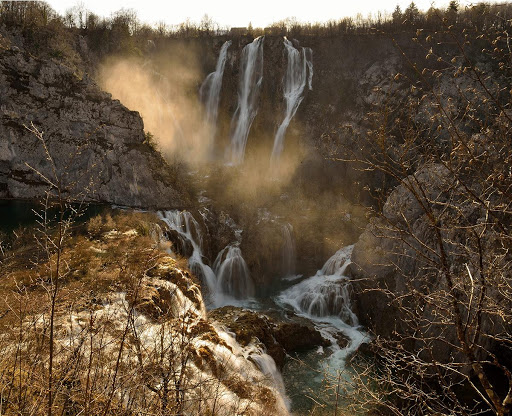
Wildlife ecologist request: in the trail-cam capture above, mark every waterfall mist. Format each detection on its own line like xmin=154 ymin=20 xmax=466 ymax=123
xmin=98 ymin=45 xmax=212 ymax=165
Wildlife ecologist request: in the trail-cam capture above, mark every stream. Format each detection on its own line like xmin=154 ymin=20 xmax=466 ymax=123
xmin=158 ymin=207 xmax=368 ymax=414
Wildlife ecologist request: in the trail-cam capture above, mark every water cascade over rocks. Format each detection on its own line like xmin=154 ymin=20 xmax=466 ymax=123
xmin=213 ymin=244 xmax=254 ymax=300
xmin=159 ymin=210 xmax=255 ymax=306
xmin=277 ymin=245 xmax=367 ymax=368
xmin=199 ymin=40 xmax=232 ymax=153
xmin=158 ymin=211 xmax=217 ymax=295
xmin=271 ymin=38 xmax=313 ymax=163
xmin=228 ymin=36 xmax=264 ymax=164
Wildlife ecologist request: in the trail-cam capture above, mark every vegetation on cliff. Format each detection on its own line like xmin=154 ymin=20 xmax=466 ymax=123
xmin=334 ymin=19 xmax=512 ymax=416
xmin=0 ymin=209 xmax=287 ymax=415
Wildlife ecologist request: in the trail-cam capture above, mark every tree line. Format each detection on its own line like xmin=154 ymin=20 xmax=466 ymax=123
xmin=1 ymin=1 xmax=512 ymax=56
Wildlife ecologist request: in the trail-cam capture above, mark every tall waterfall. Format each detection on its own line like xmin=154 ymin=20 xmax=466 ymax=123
xmin=199 ymin=40 xmax=232 ymax=153
xmin=281 ymin=223 xmax=296 ymax=277
xmin=159 ymin=211 xmax=254 ymax=306
xmin=271 ymin=38 xmax=313 ymax=163
xmin=228 ymin=36 xmax=264 ymax=164
xmin=277 ymin=245 xmax=367 ymax=368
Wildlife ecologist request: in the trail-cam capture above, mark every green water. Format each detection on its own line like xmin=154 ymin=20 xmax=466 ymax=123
xmin=0 ymin=199 xmax=109 ymax=234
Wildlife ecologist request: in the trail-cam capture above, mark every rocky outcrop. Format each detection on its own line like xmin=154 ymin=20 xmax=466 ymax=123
xmin=349 ymin=163 xmax=510 ymax=364
xmin=0 ymin=35 xmax=190 ymax=208
xmin=209 ymin=306 xmax=330 ymax=369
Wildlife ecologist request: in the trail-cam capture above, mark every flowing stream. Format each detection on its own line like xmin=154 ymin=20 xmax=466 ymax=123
xmin=158 ymin=208 xmax=367 ymax=413
xmin=271 ymin=38 xmax=313 ymax=163
xmin=228 ymin=36 xmax=264 ymax=164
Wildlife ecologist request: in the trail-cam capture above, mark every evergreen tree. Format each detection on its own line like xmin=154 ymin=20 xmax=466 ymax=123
xmin=404 ymin=2 xmax=420 ymax=24
xmin=392 ymin=5 xmax=403 ymax=25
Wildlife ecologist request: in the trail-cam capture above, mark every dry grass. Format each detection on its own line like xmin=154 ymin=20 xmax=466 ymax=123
xmin=0 ymin=211 xmax=167 ymax=330
xmin=0 ymin=211 xmax=285 ymax=416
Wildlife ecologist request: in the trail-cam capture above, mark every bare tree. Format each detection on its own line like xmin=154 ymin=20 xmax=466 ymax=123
xmin=329 ymin=17 xmax=512 ymax=416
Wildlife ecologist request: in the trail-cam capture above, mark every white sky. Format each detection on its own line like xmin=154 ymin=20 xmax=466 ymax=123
xmin=45 ymin=0 xmax=478 ymax=29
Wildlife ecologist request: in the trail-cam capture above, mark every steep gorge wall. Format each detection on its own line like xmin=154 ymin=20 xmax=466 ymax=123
xmin=203 ymin=34 xmax=419 ymax=196
xmin=0 ymin=32 xmax=191 ymax=209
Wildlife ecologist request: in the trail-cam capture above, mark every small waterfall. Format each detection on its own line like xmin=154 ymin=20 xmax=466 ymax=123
xmin=228 ymin=36 xmax=264 ymax=164
xmin=281 ymin=223 xmax=296 ymax=277
xmin=271 ymin=38 xmax=313 ymax=163
xmin=199 ymin=40 xmax=232 ymax=152
xmin=277 ymin=245 xmax=367 ymax=368
xmin=247 ymin=345 xmax=289 ymax=407
xmin=160 ymin=211 xmax=254 ymax=306
xmin=158 ymin=211 xmax=217 ymax=294
xmin=213 ymin=245 xmax=254 ymax=300
xmin=305 ymin=47 xmax=313 ymax=90
xmin=279 ymin=246 xmax=357 ymax=325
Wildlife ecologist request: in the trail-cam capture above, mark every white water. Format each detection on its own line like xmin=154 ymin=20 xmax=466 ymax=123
xmin=228 ymin=36 xmax=264 ymax=164
xmin=246 ymin=344 xmax=290 ymax=408
xmin=215 ymin=326 xmax=290 ymax=414
xmin=213 ymin=244 xmax=255 ymax=301
xmin=158 ymin=210 xmax=217 ymax=295
xmin=271 ymin=38 xmax=313 ymax=163
xmin=159 ymin=210 xmax=255 ymax=307
xmin=199 ymin=40 xmax=232 ymax=154
xmin=277 ymin=245 xmax=368 ymax=372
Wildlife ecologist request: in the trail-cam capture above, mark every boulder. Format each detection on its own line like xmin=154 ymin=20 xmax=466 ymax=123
xmin=209 ymin=306 xmax=330 ymax=369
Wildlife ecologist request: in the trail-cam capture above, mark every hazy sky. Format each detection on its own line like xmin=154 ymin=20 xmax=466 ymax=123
xmin=46 ymin=0 xmax=477 ymax=28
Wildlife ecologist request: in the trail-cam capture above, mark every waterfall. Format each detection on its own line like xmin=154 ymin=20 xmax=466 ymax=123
xmin=160 ymin=211 xmax=254 ymax=306
xmin=281 ymin=223 xmax=296 ymax=277
xmin=213 ymin=244 xmax=254 ymax=300
xmin=277 ymin=245 xmax=367 ymax=369
xmin=247 ymin=344 xmax=289 ymax=407
xmin=158 ymin=211 xmax=217 ymax=295
xmin=271 ymin=38 xmax=313 ymax=163
xmin=228 ymin=36 xmax=264 ymax=164
xmin=278 ymin=246 xmax=357 ymax=324
xmin=199 ymin=40 xmax=232 ymax=153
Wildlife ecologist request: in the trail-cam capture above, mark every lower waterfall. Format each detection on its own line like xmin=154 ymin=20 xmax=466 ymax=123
xmin=277 ymin=245 xmax=367 ymax=369
xmin=159 ymin=209 xmax=367 ymax=413
xmin=213 ymin=244 xmax=255 ymax=301
xmin=158 ymin=210 xmax=255 ymax=307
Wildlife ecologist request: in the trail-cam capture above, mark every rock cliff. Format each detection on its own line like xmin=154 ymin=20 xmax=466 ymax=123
xmin=0 ymin=33 xmax=191 ymax=208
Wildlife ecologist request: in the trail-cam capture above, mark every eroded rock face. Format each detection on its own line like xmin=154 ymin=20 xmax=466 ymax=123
xmin=209 ymin=306 xmax=330 ymax=369
xmin=350 ymin=164 xmax=510 ymax=364
xmin=0 ymin=40 xmax=190 ymax=208
xmin=350 ymin=165 xmax=457 ymax=340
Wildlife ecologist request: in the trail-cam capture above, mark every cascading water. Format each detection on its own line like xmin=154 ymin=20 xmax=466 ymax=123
xmin=306 ymin=47 xmax=313 ymax=90
xmin=159 ymin=210 xmax=254 ymax=307
xmin=271 ymin=38 xmax=313 ymax=163
xmin=158 ymin=211 xmax=217 ymax=295
xmin=228 ymin=36 xmax=264 ymax=164
xmin=281 ymin=223 xmax=296 ymax=277
xmin=199 ymin=40 xmax=232 ymax=153
xmin=277 ymin=245 xmax=367 ymax=368
xmin=246 ymin=344 xmax=289 ymax=407
xmin=213 ymin=244 xmax=254 ymax=301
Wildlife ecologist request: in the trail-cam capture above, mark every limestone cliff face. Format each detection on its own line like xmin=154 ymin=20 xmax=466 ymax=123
xmin=211 ymin=34 xmax=406 ymax=156
xmin=0 ymin=37 xmax=190 ymax=208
